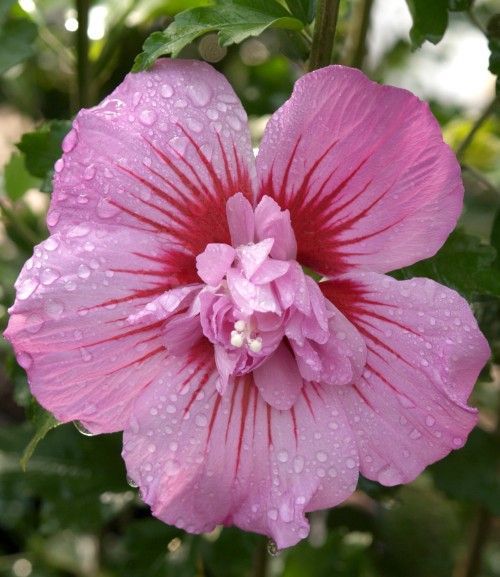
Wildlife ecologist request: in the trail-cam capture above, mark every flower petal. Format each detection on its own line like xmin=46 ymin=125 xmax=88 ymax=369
xmin=50 ymin=59 xmax=256 ymax=283
xmin=123 ymin=355 xmax=358 ymax=549
xmin=322 ymin=272 xmax=490 ymax=485
xmin=254 ymin=196 xmax=297 ymax=260
xmin=226 ymin=192 xmax=255 ymax=247
xmin=256 ymin=65 xmax=462 ymax=274
xmin=196 ymin=243 xmax=235 ymax=286
xmin=253 ymin=342 xmax=303 ymax=410
xmin=4 ymin=226 xmax=177 ymax=433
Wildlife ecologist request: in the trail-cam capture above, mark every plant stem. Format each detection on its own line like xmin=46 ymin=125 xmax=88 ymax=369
xmin=456 ymin=97 xmax=499 ymax=162
xmin=75 ymin=0 xmax=90 ymax=109
xmin=345 ymin=0 xmax=373 ymax=69
xmin=308 ymin=0 xmax=341 ymax=71
xmin=252 ymin=536 xmax=269 ymax=577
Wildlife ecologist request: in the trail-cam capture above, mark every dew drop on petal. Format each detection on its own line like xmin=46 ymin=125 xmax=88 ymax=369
xmin=83 ymin=165 xmax=96 ymax=180
xmin=160 ymin=83 xmax=174 ymax=98
xmin=17 ymin=278 xmax=39 ymax=300
xmin=40 ymin=268 xmax=60 ymax=286
xmin=74 ymin=420 xmax=95 ymax=436
xmin=62 ymin=129 xmax=78 ymax=153
xmin=77 ymin=264 xmax=91 ymax=279
xmin=126 ymin=475 xmax=139 ymax=488
xmin=97 ymin=197 xmax=120 ymax=219
xmin=139 ymin=109 xmax=156 ymax=126
xmin=17 ymin=351 xmax=33 ymax=369
xmin=187 ymin=82 xmax=212 ymax=106
xmin=54 ymin=158 xmax=65 ymax=173
xmin=277 ymin=450 xmax=289 ymax=463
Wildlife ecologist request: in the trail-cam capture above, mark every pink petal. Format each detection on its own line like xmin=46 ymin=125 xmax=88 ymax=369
xmin=50 ymin=59 xmax=256 ymax=281
xmin=236 ymin=238 xmax=274 ymax=279
xmin=254 ymin=196 xmax=297 ymax=260
xmin=252 ymin=342 xmax=303 ymax=410
xmin=322 ymin=271 xmax=490 ymax=485
xmin=4 ymin=226 xmax=177 ymax=433
xmin=256 ymin=65 xmax=462 ymax=275
xmin=226 ymin=192 xmax=255 ymax=247
xmin=251 ymin=259 xmax=290 ymax=284
xmin=226 ymin=269 xmax=279 ymax=314
xmin=196 ymin=243 xmax=235 ymax=286
xmin=123 ymin=357 xmax=358 ymax=549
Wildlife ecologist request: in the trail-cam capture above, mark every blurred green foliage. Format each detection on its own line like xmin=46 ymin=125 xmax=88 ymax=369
xmin=0 ymin=0 xmax=500 ymax=576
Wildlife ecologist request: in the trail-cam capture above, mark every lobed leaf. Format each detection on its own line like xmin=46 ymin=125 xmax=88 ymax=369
xmin=392 ymin=228 xmax=500 ymax=299
xmin=133 ymin=0 xmax=303 ymax=70
xmin=0 ymin=17 xmax=37 ymax=74
xmin=16 ymin=120 xmax=71 ymax=182
xmin=405 ymin=0 xmax=448 ymax=48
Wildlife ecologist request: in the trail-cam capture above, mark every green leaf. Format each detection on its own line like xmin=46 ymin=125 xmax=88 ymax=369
xmin=20 ymin=400 xmax=60 ymax=471
xmin=491 ymin=209 xmax=500 ymax=269
xmin=392 ymin=229 xmax=500 ymax=299
xmin=0 ymin=17 xmax=37 ymax=74
xmin=430 ymin=428 xmax=500 ymax=514
xmin=284 ymin=0 xmax=316 ymax=23
xmin=405 ymin=0 xmax=448 ymax=48
xmin=487 ymin=14 xmax=500 ymax=92
xmin=17 ymin=120 xmax=71 ymax=180
xmin=133 ymin=0 xmax=304 ymax=70
xmin=0 ymin=0 xmax=16 ymax=24
xmin=447 ymin=0 xmax=471 ymax=11
xmin=3 ymin=152 xmax=40 ymax=200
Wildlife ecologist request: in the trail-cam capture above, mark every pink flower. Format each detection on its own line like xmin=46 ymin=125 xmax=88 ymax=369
xmin=5 ymin=60 xmax=490 ymax=548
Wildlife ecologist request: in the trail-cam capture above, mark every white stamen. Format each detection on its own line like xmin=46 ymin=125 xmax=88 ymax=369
xmin=234 ymin=319 xmax=246 ymax=332
xmin=248 ymin=337 xmax=263 ymax=353
xmin=230 ymin=330 xmax=244 ymax=348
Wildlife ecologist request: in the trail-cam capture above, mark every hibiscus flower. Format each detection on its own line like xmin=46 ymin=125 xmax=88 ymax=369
xmin=5 ymin=60 xmax=490 ymax=549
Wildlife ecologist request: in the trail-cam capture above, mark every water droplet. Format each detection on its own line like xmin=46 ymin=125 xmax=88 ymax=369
xmin=409 ymin=428 xmax=422 ymax=440
xmin=267 ymin=508 xmax=278 ymax=521
xmin=17 ymin=351 xmax=33 ymax=369
xmin=139 ymin=109 xmax=156 ymax=126
xmin=452 ymin=437 xmax=464 ymax=447
xmin=166 ymin=404 xmax=176 ymax=414
xmin=45 ymin=300 xmax=64 ymax=318
xmin=126 ymin=475 xmax=138 ymax=488
xmin=77 ymin=264 xmax=91 ymax=279
xmin=425 ymin=415 xmax=435 ymax=427
xmin=65 ymin=280 xmax=77 ymax=291
xmin=133 ymin=91 xmax=142 ymax=107
xmin=168 ymin=136 xmax=188 ymax=156
xmin=346 ymin=458 xmax=356 ymax=469
xmin=316 ymin=451 xmax=327 ymax=463
xmin=293 ymin=456 xmax=304 ymax=473
xmin=207 ymin=108 xmax=218 ymax=120
xmin=46 ymin=208 xmax=61 ymax=227
xmin=195 ymin=414 xmax=208 ymax=427
xmin=160 ymin=83 xmax=174 ymax=98
xmin=186 ymin=117 xmax=203 ymax=133
xmin=40 ymin=268 xmax=60 ymax=286
xmin=226 ymin=115 xmax=242 ymax=131
xmin=44 ymin=237 xmax=59 ymax=251
xmin=80 ymin=347 xmax=92 ymax=362
xmin=62 ymin=129 xmax=78 ymax=153
xmin=67 ymin=224 xmax=90 ymax=238
xmin=277 ymin=450 xmax=289 ymax=463
xmin=54 ymin=158 xmax=65 ymax=173
xmin=74 ymin=420 xmax=95 ymax=436
xmin=267 ymin=539 xmax=279 ymax=556
xmin=378 ymin=465 xmax=403 ymax=486
xmin=165 ymin=459 xmax=180 ymax=476
xmin=83 ymin=165 xmax=96 ymax=180
xmin=96 ymin=197 xmax=120 ymax=219
xmin=17 ymin=278 xmax=39 ymax=300
xmin=187 ymin=82 xmax=212 ymax=106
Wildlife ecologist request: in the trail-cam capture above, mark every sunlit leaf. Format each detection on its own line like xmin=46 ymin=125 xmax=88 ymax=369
xmin=133 ymin=0 xmax=303 ymax=70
